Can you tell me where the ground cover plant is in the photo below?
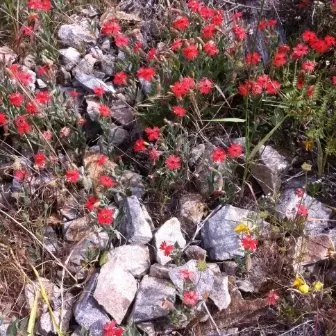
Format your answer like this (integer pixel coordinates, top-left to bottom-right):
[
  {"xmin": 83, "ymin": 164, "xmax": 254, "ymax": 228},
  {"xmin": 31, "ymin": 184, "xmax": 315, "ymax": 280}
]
[{"xmin": 0, "ymin": 0, "xmax": 336, "ymax": 335}]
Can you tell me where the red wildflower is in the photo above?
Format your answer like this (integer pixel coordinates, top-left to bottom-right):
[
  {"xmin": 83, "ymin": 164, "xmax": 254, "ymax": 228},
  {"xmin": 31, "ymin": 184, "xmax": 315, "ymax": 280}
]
[
  {"xmin": 9, "ymin": 92, "xmax": 24, "ymax": 107},
  {"xmin": 307, "ymin": 85, "xmax": 315, "ymax": 98},
  {"xmin": 187, "ymin": 0, "xmax": 201, "ymax": 13},
  {"xmin": 211, "ymin": 10, "xmax": 224, "ymax": 25},
  {"xmin": 93, "ymin": 86, "xmax": 105, "ymax": 97},
  {"xmin": 171, "ymin": 82, "xmax": 189, "ymax": 98},
  {"xmin": 179, "ymin": 269, "xmax": 193, "ymax": 280},
  {"xmin": 246, "ymin": 52, "xmax": 261, "ymax": 66},
  {"xmin": 265, "ymin": 80, "xmax": 281, "ymax": 95},
  {"xmin": 198, "ymin": 78, "xmax": 213, "ymax": 94},
  {"xmin": 292, "ymin": 44, "xmax": 309, "ymax": 60},
  {"xmin": 198, "ymin": 5, "xmax": 214, "ymax": 20},
  {"xmin": 251, "ymin": 82, "xmax": 263, "ymax": 96},
  {"xmin": 201, "ymin": 24, "xmax": 216, "ymax": 39},
  {"xmin": 310, "ymin": 39, "xmax": 328, "ymax": 53},
  {"xmin": 183, "ymin": 291, "xmax": 198, "ymax": 306},
  {"xmin": 145, "ymin": 127, "xmax": 160, "ymax": 141},
  {"xmin": 147, "ymin": 48, "xmax": 157, "ymax": 62},
  {"xmin": 183, "ymin": 45, "xmax": 199, "ymax": 60},
  {"xmin": 273, "ymin": 52, "xmax": 287, "ymax": 67},
  {"xmin": 148, "ymin": 148, "xmax": 161, "ymax": 163},
  {"xmin": 113, "ymin": 71, "xmax": 128, "ymax": 86},
  {"xmin": 172, "ymin": 106, "xmax": 187, "ymax": 117},
  {"xmin": 101, "ymin": 20, "xmax": 121, "ymax": 37},
  {"xmin": 256, "ymin": 74, "xmax": 270, "ymax": 89},
  {"xmin": 133, "ymin": 41, "xmax": 143, "ymax": 53},
  {"xmin": 232, "ymin": 25, "xmax": 246, "ymax": 41},
  {"xmin": 27, "ymin": 0, "xmax": 52, "ymax": 11},
  {"xmin": 278, "ymin": 44, "xmax": 291, "ymax": 53},
  {"xmin": 8, "ymin": 65, "xmax": 33, "ymax": 85},
  {"xmin": 204, "ymin": 41, "xmax": 219, "ymax": 56},
  {"xmin": 332, "ymin": 76, "xmax": 336, "ymax": 86},
  {"xmin": 99, "ymin": 104, "xmax": 111, "ymax": 118},
  {"xmin": 85, "ymin": 196, "xmax": 99, "ymax": 211},
  {"xmin": 68, "ymin": 89, "xmax": 80, "ymax": 98},
  {"xmin": 241, "ymin": 235, "xmax": 258, "ymax": 252},
  {"xmin": 35, "ymin": 91, "xmax": 51, "ymax": 105},
  {"xmin": 37, "ymin": 65, "xmax": 49, "ymax": 77},
  {"xmin": 257, "ymin": 19, "xmax": 268, "ymax": 31},
  {"xmin": 266, "ymin": 290, "xmax": 280, "ymax": 306},
  {"xmin": 21, "ymin": 25, "xmax": 34, "ymax": 37},
  {"xmin": 172, "ymin": 16, "xmax": 190, "ymax": 31},
  {"xmin": 34, "ymin": 152, "xmax": 47, "ymax": 168},
  {"xmin": 42, "ymin": 130, "xmax": 52, "ymax": 141},
  {"xmin": 212, "ymin": 147, "xmax": 226, "ymax": 163},
  {"xmin": 103, "ymin": 320, "xmax": 124, "ymax": 336},
  {"xmin": 238, "ymin": 81, "xmax": 250, "ymax": 96},
  {"xmin": 295, "ymin": 188, "xmax": 304, "ymax": 198},
  {"xmin": 296, "ymin": 75, "xmax": 305, "ymax": 89},
  {"xmin": 296, "ymin": 204, "xmax": 308, "ymax": 217},
  {"xmin": 0, "ymin": 113, "xmax": 8, "ymax": 126},
  {"xmin": 159, "ymin": 241, "xmax": 174, "ymax": 256},
  {"xmin": 96, "ymin": 154, "xmax": 107, "ymax": 166},
  {"xmin": 133, "ymin": 139, "xmax": 146, "ymax": 152},
  {"xmin": 65, "ymin": 169, "xmax": 80, "ymax": 183},
  {"xmin": 114, "ymin": 34, "xmax": 129, "ymax": 48},
  {"xmin": 14, "ymin": 170, "xmax": 28, "ymax": 182},
  {"xmin": 137, "ymin": 67, "xmax": 156, "ymax": 81},
  {"xmin": 181, "ymin": 77, "xmax": 196, "ymax": 90},
  {"xmin": 15, "ymin": 116, "xmax": 32, "ymax": 135},
  {"xmin": 227, "ymin": 143, "xmax": 243, "ymax": 158},
  {"xmin": 165, "ymin": 155, "xmax": 181, "ymax": 170},
  {"xmin": 231, "ymin": 11, "xmax": 243, "ymax": 21},
  {"xmin": 171, "ymin": 39, "xmax": 183, "ymax": 52},
  {"xmin": 302, "ymin": 30, "xmax": 317, "ymax": 44},
  {"xmin": 324, "ymin": 35, "xmax": 336, "ymax": 48},
  {"xmin": 301, "ymin": 60, "xmax": 316, "ymax": 73},
  {"xmin": 97, "ymin": 208, "xmax": 115, "ymax": 225},
  {"xmin": 99, "ymin": 175, "xmax": 116, "ymax": 188}
]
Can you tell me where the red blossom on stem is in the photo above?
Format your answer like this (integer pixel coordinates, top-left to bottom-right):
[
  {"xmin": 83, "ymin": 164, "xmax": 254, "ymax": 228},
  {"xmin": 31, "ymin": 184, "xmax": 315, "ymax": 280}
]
[
  {"xmin": 137, "ymin": 67, "xmax": 156, "ymax": 81},
  {"xmin": 165, "ymin": 155, "xmax": 181, "ymax": 170},
  {"xmin": 66, "ymin": 169, "xmax": 80, "ymax": 183},
  {"xmin": 145, "ymin": 127, "xmax": 160, "ymax": 141},
  {"xmin": 172, "ymin": 106, "xmax": 187, "ymax": 117},
  {"xmin": 34, "ymin": 152, "xmax": 47, "ymax": 168},
  {"xmin": 85, "ymin": 196, "xmax": 99, "ymax": 211},
  {"xmin": 183, "ymin": 45, "xmax": 199, "ymax": 60},
  {"xmin": 172, "ymin": 16, "xmax": 190, "ymax": 31},
  {"xmin": 99, "ymin": 175, "xmax": 116, "ymax": 188},
  {"xmin": 101, "ymin": 20, "xmax": 121, "ymax": 37},
  {"xmin": 133, "ymin": 139, "xmax": 146, "ymax": 152},
  {"xmin": 212, "ymin": 147, "xmax": 226, "ymax": 163},
  {"xmin": 241, "ymin": 235, "xmax": 258, "ymax": 252},
  {"xmin": 227, "ymin": 143, "xmax": 243, "ymax": 158},
  {"xmin": 103, "ymin": 320, "xmax": 124, "ymax": 336},
  {"xmin": 204, "ymin": 41, "xmax": 219, "ymax": 56},
  {"xmin": 183, "ymin": 291, "xmax": 198, "ymax": 305},
  {"xmin": 296, "ymin": 204, "xmax": 308, "ymax": 217},
  {"xmin": 198, "ymin": 78, "xmax": 213, "ymax": 94},
  {"xmin": 113, "ymin": 71, "xmax": 128, "ymax": 86},
  {"xmin": 9, "ymin": 92, "xmax": 25, "ymax": 107},
  {"xmin": 159, "ymin": 241, "xmax": 174, "ymax": 256},
  {"xmin": 266, "ymin": 290, "xmax": 280, "ymax": 305},
  {"xmin": 97, "ymin": 208, "xmax": 115, "ymax": 225}
]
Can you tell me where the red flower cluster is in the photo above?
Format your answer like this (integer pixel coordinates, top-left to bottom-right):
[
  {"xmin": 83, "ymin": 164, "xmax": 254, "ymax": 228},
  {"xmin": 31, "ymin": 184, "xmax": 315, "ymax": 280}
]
[
  {"xmin": 183, "ymin": 44, "xmax": 199, "ymax": 60},
  {"xmin": 301, "ymin": 30, "xmax": 335, "ymax": 54},
  {"xmin": 172, "ymin": 106, "xmax": 187, "ymax": 118},
  {"xmin": 145, "ymin": 127, "xmax": 160, "ymax": 141},
  {"xmin": 246, "ymin": 52, "xmax": 261, "ymax": 66},
  {"xmin": 238, "ymin": 75, "xmax": 280, "ymax": 96},
  {"xmin": 103, "ymin": 320, "xmax": 124, "ymax": 336},
  {"xmin": 137, "ymin": 67, "xmax": 156, "ymax": 81},
  {"xmin": 204, "ymin": 41, "xmax": 219, "ymax": 56},
  {"xmin": 27, "ymin": 0, "xmax": 52, "ymax": 11},
  {"xmin": 198, "ymin": 78, "xmax": 213, "ymax": 94},
  {"xmin": 0, "ymin": 113, "xmax": 7, "ymax": 126},
  {"xmin": 8, "ymin": 64, "xmax": 33, "ymax": 86},
  {"xmin": 113, "ymin": 71, "xmax": 128, "ymax": 86},
  {"xmin": 93, "ymin": 86, "xmax": 105, "ymax": 97},
  {"xmin": 34, "ymin": 152, "xmax": 47, "ymax": 168},
  {"xmin": 165, "ymin": 155, "xmax": 181, "ymax": 170},
  {"xmin": 9, "ymin": 92, "xmax": 25, "ymax": 107},
  {"xmin": 160, "ymin": 241, "xmax": 174, "ymax": 256},
  {"xmin": 172, "ymin": 16, "xmax": 190, "ymax": 31},
  {"xmin": 212, "ymin": 143, "xmax": 243, "ymax": 163},
  {"xmin": 133, "ymin": 139, "xmax": 146, "ymax": 152},
  {"xmin": 101, "ymin": 20, "xmax": 121, "ymax": 37},
  {"xmin": 201, "ymin": 24, "xmax": 216, "ymax": 39},
  {"xmin": 183, "ymin": 290, "xmax": 198, "ymax": 306},
  {"xmin": 232, "ymin": 25, "xmax": 246, "ymax": 41},
  {"xmin": 114, "ymin": 34, "xmax": 129, "ymax": 48},
  {"xmin": 296, "ymin": 204, "xmax": 308, "ymax": 217},
  {"xmin": 171, "ymin": 77, "xmax": 195, "ymax": 98},
  {"xmin": 266, "ymin": 290, "xmax": 280, "ymax": 306},
  {"xmin": 99, "ymin": 175, "xmax": 116, "ymax": 188},
  {"xmin": 99, "ymin": 104, "xmax": 111, "ymax": 118},
  {"xmin": 97, "ymin": 208, "xmax": 115, "ymax": 225},
  {"xmin": 257, "ymin": 19, "xmax": 277, "ymax": 30},
  {"xmin": 15, "ymin": 116, "xmax": 32, "ymax": 135},
  {"xmin": 85, "ymin": 195, "xmax": 99, "ymax": 211},
  {"xmin": 241, "ymin": 235, "xmax": 258, "ymax": 252},
  {"xmin": 66, "ymin": 169, "xmax": 80, "ymax": 183}
]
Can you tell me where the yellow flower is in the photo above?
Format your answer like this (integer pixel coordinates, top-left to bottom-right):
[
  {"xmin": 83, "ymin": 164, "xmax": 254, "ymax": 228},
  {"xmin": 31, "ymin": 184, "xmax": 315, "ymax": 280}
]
[
  {"xmin": 293, "ymin": 275, "xmax": 305, "ymax": 288},
  {"xmin": 234, "ymin": 223, "xmax": 250, "ymax": 234},
  {"xmin": 312, "ymin": 281, "xmax": 323, "ymax": 292},
  {"xmin": 298, "ymin": 284, "xmax": 310, "ymax": 294},
  {"xmin": 303, "ymin": 139, "xmax": 313, "ymax": 151}
]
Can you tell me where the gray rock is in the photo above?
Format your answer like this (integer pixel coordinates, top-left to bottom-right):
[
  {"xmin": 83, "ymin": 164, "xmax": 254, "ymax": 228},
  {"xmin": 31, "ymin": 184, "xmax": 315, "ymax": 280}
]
[
  {"xmin": 185, "ymin": 245, "xmax": 207, "ymax": 261},
  {"xmin": 74, "ymin": 72, "xmax": 115, "ymax": 93},
  {"xmin": 236, "ymin": 279, "xmax": 255, "ymax": 293},
  {"xmin": 0, "ymin": 322, "xmax": 9, "ymax": 336},
  {"xmin": 23, "ymin": 54, "xmax": 36, "ymax": 69},
  {"xmin": 149, "ymin": 263, "xmax": 173, "ymax": 280},
  {"xmin": 73, "ymin": 54, "xmax": 97, "ymax": 77},
  {"xmin": 36, "ymin": 78, "xmax": 47, "ymax": 89},
  {"xmin": 155, "ymin": 217, "xmax": 186, "ymax": 265},
  {"xmin": 209, "ymin": 273, "xmax": 231, "ymax": 311},
  {"xmin": 275, "ymin": 188, "xmax": 332, "ymax": 235},
  {"xmin": 101, "ymin": 39, "xmax": 111, "ymax": 51},
  {"xmin": 100, "ymin": 54, "xmax": 115, "ymax": 76},
  {"xmin": 131, "ymin": 275, "xmax": 176, "ymax": 322},
  {"xmin": 58, "ymin": 19, "xmax": 98, "ymax": 49},
  {"xmin": 121, "ymin": 196, "xmax": 153, "ymax": 245},
  {"xmin": 201, "ymin": 205, "xmax": 257, "ymax": 260},
  {"xmin": 189, "ymin": 144, "xmax": 205, "ymax": 166},
  {"xmin": 94, "ymin": 264, "xmax": 137, "ymax": 324},
  {"xmin": 59, "ymin": 47, "xmax": 81, "ymax": 71},
  {"xmin": 251, "ymin": 145, "xmax": 289, "ymax": 196},
  {"xmin": 109, "ymin": 98, "xmax": 134, "ymax": 125},
  {"xmin": 74, "ymin": 274, "xmax": 110, "ymax": 336},
  {"xmin": 68, "ymin": 229, "xmax": 109, "ymax": 280},
  {"xmin": 168, "ymin": 260, "xmax": 214, "ymax": 298},
  {"xmin": 108, "ymin": 245, "xmax": 150, "ymax": 277},
  {"xmin": 85, "ymin": 98, "xmax": 101, "ymax": 121},
  {"xmin": 63, "ymin": 216, "xmax": 91, "ymax": 242},
  {"xmin": 108, "ymin": 125, "xmax": 129, "ymax": 147},
  {"xmin": 119, "ymin": 170, "xmax": 144, "ymax": 200},
  {"xmin": 38, "ymin": 307, "xmax": 72, "ymax": 335}
]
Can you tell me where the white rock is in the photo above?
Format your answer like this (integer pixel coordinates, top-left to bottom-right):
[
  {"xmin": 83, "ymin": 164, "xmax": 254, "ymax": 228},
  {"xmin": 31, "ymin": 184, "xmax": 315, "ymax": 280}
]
[
  {"xmin": 94, "ymin": 267, "xmax": 137, "ymax": 324},
  {"xmin": 59, "ymin": 47, "xmax": 81, "ymax": 71},
  {"xmin": 209, "ymin": 274, "xmax": 231, "ymax": 310},
  {"xmin": 108, "ymin": 245, "xmax": 150, "ymax": 277},
  {"xmin": 155, "ymin": 217, "xmax": 186, "ymax": 265}
]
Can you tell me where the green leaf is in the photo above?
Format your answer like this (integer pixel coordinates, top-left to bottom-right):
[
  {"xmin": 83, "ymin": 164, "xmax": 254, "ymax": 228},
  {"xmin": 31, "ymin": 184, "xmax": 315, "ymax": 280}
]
[
  {"xmin": 202, "ymin": 118, "xmax": 246, "ymax": 123},
  {"xmin": 99, "ymin": 251, "xmax": 109, "ymax": 267}
]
